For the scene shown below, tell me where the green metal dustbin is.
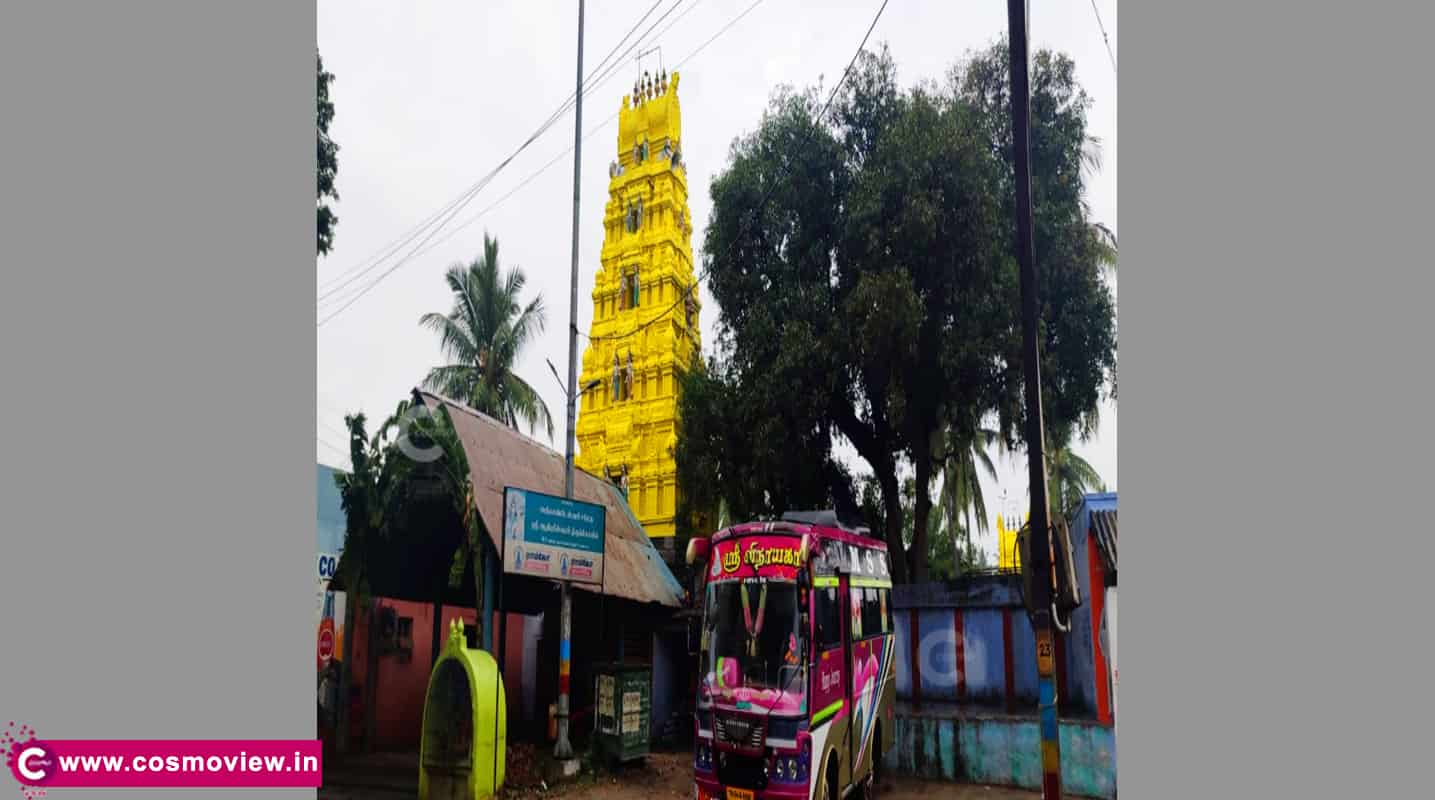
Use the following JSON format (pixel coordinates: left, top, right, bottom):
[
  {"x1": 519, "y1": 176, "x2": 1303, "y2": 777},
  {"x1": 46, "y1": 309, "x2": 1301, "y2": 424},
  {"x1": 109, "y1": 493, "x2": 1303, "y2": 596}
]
[{"x1": 593, "y1": 663, "x2": 650, "y2": 764}]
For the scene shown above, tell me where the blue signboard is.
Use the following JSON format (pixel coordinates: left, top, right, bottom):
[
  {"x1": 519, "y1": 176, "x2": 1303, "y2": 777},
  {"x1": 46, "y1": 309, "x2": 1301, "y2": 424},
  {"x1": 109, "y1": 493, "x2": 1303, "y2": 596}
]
[{"x1": 502, "y1": 486, "x2": 606, "y2": 585}]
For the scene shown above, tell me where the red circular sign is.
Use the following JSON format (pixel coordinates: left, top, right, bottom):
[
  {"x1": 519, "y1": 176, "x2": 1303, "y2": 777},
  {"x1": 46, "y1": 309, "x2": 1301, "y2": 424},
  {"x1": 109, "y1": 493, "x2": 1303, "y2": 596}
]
[{"x1": 317, "y1": 620, "x2": 335, "y2": 666}]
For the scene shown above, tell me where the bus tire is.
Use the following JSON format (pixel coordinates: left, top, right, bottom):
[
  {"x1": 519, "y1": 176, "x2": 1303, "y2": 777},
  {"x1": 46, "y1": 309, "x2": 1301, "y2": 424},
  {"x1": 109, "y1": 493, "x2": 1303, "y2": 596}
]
[{"x1": 826, "y1": 754, "x2": 840, "y2": 800}]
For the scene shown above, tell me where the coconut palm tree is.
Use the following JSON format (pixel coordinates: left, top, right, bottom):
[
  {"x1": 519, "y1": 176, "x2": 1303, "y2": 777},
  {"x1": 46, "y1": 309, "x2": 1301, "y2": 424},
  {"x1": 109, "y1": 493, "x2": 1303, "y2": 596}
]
[
  {"x1": 420, "y1": 233, "x2": 554, "y2": 440},
  {"x1": 1047, "y1": 427, "x2": 1106, "y2": 520},
  {"x1": 937, "y1": 423, "x2": 1002, "y2": 571}
]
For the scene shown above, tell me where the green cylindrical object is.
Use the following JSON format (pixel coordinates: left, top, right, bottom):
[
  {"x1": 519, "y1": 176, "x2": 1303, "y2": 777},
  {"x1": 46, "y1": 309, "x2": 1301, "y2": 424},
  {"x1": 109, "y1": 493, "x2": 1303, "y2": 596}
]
[{"x1": 419, "y1": 620, "x2": 506, "y2": 799}]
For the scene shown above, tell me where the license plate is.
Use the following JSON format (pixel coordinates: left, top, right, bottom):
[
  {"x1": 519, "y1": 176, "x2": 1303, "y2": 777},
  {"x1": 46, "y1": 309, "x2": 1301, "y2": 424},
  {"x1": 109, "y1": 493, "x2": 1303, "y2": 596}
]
[{"x1": 726, "y1": 788, "x2": 754, "y2": 800}]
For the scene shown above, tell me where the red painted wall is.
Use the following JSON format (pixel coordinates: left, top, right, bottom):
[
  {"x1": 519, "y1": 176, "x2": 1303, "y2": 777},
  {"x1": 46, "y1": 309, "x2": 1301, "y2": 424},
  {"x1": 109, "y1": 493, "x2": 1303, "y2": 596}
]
[
  {"x1": 348, "y1": 598, "x2": 479, "y2": 751},
  {"x1": 1087, "y1": 536, "x2": 1111, "y2": 724},
  {"x1": 346, "y1": 599, "x2": 535, "y2": 751}
]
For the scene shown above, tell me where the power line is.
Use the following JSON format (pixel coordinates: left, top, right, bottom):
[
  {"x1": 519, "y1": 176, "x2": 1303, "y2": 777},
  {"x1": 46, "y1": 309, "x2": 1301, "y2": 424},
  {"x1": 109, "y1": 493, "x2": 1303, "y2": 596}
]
[
  {"x1": 318, "y1": 0, "x2": 709, "y2": 326},
  {"x1": 318, "y1": 417, "x2": 351, "y2": 443},
  {"x1": 317, "y1": 0, "x2": 670, "y2": 301},
  {"x1": 318, "y1": 1, "x2": 671, "y2": 311},
  {"x1": 315, "y1": 0, "x2": 677, "y2": 314},
  {"x1": 317, "y1": 436, "x2": 351, "y2": 462},
  {"x1": 585, "y1": 0, "x2": 891, "y2": 344},
  {"x1": 673, "y1": 0, "x2": 764, "y2": 69},
  {"x1": 394, "y1": 0, "x2": 761, "y2": 289},
  {"x1": 404, "y1": 111, "x2": 619, "y2": 266},
  {"x1": 1089, "y1": 0, "x2": 1117, "y2": 74}
]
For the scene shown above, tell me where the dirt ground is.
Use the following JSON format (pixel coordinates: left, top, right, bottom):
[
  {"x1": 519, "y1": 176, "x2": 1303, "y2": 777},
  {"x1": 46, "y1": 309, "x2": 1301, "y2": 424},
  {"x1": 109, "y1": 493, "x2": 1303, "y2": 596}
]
[{"x1": 320, "y1": 749, "x2": 1041, "y2": 800}]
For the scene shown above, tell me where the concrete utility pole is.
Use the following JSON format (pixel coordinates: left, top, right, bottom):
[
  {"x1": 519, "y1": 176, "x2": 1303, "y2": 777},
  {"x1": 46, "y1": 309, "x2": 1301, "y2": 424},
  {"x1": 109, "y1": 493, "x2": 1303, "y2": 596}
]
[
  {"x1": 1006, "y1": 0, "x2": 1062, "y2": 796},
  {"x1": 555, "y1": 0, "x2": 586, "y2": 764}
]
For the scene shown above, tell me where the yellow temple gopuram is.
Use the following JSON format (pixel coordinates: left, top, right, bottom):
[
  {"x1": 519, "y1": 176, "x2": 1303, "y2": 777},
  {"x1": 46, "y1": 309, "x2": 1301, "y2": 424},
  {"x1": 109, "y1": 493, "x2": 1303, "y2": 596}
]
[
  {"x1": 575, "y1": 69, "x2": 701, "y2": 557},
  {"x1": 998, "y1": 512, "x2": 1028, "y2": 571}
]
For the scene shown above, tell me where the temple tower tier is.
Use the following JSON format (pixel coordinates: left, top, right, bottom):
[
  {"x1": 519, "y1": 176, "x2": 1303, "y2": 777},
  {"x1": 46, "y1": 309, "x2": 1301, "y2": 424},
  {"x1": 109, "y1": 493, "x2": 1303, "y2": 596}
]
[{"x1": 575, "y1": 70, "x2": 701, "y2": 561}]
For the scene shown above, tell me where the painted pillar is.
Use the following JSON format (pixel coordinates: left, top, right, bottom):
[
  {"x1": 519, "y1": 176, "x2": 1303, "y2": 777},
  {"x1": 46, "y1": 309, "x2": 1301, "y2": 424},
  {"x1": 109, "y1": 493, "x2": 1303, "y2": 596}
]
[
  {"x1": 1036, "y1": 626, "x2": 1061, "y2": 798},
  {"x1": 953, "y1": 609, "x2": 966, "y2": 701}
]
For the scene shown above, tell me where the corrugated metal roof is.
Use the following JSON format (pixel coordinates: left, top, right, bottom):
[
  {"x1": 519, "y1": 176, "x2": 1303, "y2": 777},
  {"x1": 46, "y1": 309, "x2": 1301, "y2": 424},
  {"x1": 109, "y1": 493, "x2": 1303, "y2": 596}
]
[
  {"x1": 1091, "y1": 508, "x2": 1117, "y2": 581},
  {"x1": 416, "y1": 390, "x2": 684, "y2": 608}
]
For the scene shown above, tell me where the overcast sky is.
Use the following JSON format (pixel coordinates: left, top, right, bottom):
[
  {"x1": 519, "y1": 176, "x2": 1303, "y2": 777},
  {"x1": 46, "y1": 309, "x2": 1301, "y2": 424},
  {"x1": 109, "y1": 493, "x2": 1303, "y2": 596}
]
[{"x1": 316, "y1": 0, "x2": 1117, "y2": 559}]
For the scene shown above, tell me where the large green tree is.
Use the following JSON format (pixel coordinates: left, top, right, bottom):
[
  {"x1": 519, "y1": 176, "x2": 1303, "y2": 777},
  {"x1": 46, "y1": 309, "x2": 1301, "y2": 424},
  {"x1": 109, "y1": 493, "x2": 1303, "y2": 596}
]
[
  {"x1": 674, "y1": 352, "x2": 859, "y2": 541},
  {"x1": 679, "y1": 43, "x2": 1115, "y2": 583},
  {"x1": 956, "y1": 42, "x2": 1119, "y2": 442},
  {"x1": 318, "y1": 51, "x2": 339, "y2": 257},
  {"x1": 420, "y1": 233, "x2": 554, "y2": 440}
]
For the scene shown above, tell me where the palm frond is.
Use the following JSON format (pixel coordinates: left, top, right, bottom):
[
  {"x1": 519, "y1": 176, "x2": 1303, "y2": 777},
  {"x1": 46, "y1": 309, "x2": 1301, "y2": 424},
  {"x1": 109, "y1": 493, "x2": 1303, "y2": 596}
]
[
  {"x1": 422, "y1": 364, "x2": 480, "y2": 404},
  {"x1": 421, "y1": 232, "x2": 551, "y2": 439},
  {"x1": 419, "y1": 312, "x2": 479, "y2": 365},
  {"x1": 503, "y1": 372, "x2": 555, "y2": 441}
]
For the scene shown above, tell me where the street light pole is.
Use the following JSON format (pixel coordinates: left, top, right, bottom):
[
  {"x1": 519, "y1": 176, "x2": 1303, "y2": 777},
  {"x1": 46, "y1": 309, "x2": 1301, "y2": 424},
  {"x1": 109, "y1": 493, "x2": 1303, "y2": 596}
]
[
  {"x1": 1007, "y1": 0, "x2": 1062, "y2": 797},
  {"x1": 555, "y1": 0, "x2": 586, "y2": 764}
]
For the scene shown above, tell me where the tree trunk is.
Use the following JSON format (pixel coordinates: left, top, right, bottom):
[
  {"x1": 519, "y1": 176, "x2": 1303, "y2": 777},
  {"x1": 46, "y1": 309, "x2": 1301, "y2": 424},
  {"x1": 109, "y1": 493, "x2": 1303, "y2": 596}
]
[
  {"x1": 876, "y1": 467, "x2": 907, "y2": 585},
  {"x1": 964, "y1": 504, "x2": 974, "y2": 573},
  {"x1": 911, "y1": 446, "x2": 933, "y2": 584},
  {"x1": 830, "y1": 401, "x2": 906, "y2": 582}
]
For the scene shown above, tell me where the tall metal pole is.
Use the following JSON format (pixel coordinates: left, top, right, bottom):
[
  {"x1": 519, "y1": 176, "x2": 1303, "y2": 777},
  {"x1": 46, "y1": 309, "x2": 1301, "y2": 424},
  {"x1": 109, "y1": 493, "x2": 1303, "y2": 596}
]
[
  {"x1": 1007, "y1": 1, "x2": 1061, "y2": 797},
  {"x1": 555, "y1": 0, "x2": 585, "y2": 763}
]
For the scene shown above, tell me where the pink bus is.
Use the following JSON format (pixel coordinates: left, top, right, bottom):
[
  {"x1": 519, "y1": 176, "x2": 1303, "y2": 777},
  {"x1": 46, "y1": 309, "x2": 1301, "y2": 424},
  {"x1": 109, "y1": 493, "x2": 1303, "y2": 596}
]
[{"x1": 685, "y1": 511, "x2": 896, "y2": 800}]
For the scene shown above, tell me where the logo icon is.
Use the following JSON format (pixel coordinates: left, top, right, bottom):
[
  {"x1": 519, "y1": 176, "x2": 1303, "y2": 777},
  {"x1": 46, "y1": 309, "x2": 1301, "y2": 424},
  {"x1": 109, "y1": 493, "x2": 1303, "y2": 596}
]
[
  {"x1": 4, "y1": 723, "x2": 53, "y2": 798},
  {"x1": 14, "y1": 745, "x2": 53, "y2": 784},
  {"x1": 393, "y1": 403, "x2": 445, "y2": 464},
  {"x1": 513, "y1": 547, "x2": 523, "y2": 571},
  {"x1": 560, "y1": 554, "x2": 569, "y2": 577}
]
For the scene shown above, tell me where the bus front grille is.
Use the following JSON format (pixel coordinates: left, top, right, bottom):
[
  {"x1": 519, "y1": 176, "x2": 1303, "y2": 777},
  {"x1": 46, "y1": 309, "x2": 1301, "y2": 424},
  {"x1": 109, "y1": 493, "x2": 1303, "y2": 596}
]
[{"x1": 715, "y1": 712, "x2": 765, "y2": 752}]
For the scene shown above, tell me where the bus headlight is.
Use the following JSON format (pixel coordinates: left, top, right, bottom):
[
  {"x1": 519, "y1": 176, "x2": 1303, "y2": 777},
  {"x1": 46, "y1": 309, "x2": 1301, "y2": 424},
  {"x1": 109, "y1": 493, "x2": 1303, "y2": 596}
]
[
  {"x1": 770, "y1": 754, "x2": 805, "y2": 783},
  {"x1": 695, "y1": 744, "x2": 713, "y2": 771}
]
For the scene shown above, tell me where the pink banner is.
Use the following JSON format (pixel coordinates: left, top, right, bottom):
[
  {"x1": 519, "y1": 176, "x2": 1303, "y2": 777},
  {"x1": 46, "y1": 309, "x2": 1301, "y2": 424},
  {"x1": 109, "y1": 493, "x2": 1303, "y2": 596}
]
[
  {"x1": 6, "y1": 739, "x2": 322, "y2": 789},
  {"x1": 707, "y1": 534, "x2": 803, "y2": 582}
]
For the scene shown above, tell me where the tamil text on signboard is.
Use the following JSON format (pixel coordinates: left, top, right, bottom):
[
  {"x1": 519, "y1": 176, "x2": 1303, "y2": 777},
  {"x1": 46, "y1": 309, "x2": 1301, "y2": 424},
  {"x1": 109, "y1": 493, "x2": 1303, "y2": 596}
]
[{"x1": 502, "y1": 486, "x2": 606, "y2": 585}]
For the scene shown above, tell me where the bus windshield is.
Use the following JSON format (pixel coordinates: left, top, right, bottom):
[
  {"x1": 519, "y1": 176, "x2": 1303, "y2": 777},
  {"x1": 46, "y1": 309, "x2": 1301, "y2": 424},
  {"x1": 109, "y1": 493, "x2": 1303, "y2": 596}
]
[{"x1": 704, "y1": 580, "x2": 804, "y2": 701}]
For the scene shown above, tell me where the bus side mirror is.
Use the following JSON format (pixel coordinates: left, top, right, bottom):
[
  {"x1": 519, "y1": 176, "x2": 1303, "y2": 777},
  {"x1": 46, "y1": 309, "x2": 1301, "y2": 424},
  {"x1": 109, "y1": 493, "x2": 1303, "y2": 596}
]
[{"x1": 686, "y1": 536, "x2": 710, "y2": 566}]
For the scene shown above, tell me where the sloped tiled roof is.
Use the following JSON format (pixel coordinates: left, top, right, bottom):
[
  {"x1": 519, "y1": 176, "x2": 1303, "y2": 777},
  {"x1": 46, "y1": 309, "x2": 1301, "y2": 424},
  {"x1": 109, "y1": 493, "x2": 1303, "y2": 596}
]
[{"x1": 417, "y1": 390, "x2": 683, "y2": 608}]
